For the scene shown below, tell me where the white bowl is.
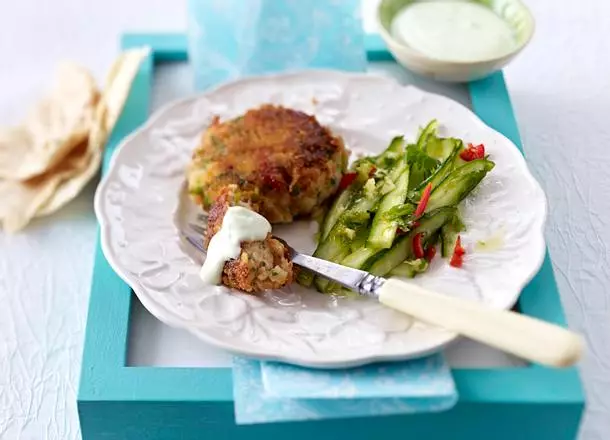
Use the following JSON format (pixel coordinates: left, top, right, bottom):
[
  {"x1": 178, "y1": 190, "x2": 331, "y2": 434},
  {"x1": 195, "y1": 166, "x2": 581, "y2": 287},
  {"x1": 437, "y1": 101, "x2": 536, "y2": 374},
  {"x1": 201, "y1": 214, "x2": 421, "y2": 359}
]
[{"x1": 377, "y1": 0, "x2": 535, "y2": 83}]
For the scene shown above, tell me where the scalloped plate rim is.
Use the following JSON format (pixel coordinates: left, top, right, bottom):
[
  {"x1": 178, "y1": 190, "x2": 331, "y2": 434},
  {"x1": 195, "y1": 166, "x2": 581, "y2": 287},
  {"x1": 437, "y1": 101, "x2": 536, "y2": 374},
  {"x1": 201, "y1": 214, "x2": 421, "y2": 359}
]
[{"x1": 94, "y1": 69, "x2": 547, "y2": 368}]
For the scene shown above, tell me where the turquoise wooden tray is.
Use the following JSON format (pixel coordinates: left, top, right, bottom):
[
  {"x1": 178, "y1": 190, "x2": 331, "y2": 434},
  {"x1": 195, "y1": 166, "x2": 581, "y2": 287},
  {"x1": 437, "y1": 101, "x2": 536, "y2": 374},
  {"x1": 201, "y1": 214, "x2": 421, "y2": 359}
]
[{"x1": 77, "y1": 33, "x2": 585, "y2": 440}]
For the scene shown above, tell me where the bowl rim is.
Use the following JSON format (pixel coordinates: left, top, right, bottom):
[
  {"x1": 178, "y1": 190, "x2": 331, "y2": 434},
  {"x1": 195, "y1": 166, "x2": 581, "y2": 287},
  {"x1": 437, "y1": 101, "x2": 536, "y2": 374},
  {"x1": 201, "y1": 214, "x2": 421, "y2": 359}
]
[{"x1": 376, "y1": 0, "x2": 536, "y2": 66}]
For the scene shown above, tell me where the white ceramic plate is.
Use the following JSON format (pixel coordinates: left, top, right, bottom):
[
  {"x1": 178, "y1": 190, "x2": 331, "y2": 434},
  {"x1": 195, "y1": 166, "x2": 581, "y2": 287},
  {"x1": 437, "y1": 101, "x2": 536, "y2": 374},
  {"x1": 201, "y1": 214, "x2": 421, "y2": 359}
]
[{"x1": 95, "y1": 71, "x2": 546, "y2": 368}]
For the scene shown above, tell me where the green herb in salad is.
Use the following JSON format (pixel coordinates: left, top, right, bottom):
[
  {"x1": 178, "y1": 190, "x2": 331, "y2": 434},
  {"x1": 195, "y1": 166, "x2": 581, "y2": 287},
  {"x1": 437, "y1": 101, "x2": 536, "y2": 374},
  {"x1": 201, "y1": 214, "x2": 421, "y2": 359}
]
[{"x1": 299, "y1": 120, "x2": 495, "y2": 293}]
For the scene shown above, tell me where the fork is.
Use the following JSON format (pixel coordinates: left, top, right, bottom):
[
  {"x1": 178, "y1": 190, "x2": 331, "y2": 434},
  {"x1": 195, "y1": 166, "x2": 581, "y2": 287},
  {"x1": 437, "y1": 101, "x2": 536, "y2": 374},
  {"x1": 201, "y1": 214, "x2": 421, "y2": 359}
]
[{"x1": 184, "y1": 218, "x2": 583, "y2": 367}]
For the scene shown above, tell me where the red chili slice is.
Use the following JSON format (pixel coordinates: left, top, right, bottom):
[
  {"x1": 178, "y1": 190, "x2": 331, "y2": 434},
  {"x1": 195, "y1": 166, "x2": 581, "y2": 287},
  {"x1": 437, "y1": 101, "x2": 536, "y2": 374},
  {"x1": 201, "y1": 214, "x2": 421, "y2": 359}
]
[
  {"x1": 425, "y1": 245, "x2": 436, "y2": 262},
  {"x1": 413, "y1": 233, "x2": 425, "y2": 259},
  {"x1": 338, "y1": 172, "x2": 358, "y2": 190},
  {"x1": 459, "y1": 143, "x2": 485, "y2": 162},
  {"x1": 414, "y1": 183, "x2": 433, "y2": 218},
  {"x1": 368, "y1": 166, "x2": 377, "y2": 178},
  {"x1": 450, "y1": 235, "x2": 466, "y2": 268}
]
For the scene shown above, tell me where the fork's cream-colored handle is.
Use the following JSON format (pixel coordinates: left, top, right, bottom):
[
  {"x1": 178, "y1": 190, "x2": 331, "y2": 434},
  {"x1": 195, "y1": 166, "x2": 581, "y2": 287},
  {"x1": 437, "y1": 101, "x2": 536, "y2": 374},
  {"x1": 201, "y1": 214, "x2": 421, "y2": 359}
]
[{"x1": 378, "y1": 278, "x2": 583, "y2": 367}]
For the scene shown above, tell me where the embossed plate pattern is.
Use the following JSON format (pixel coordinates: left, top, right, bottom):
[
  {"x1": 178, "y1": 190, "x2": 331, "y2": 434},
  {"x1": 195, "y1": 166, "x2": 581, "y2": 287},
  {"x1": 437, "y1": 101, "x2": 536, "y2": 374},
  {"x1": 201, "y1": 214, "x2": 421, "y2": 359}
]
[{"x1": 95, "y1": 71, "x2": 547, "y2": 368}]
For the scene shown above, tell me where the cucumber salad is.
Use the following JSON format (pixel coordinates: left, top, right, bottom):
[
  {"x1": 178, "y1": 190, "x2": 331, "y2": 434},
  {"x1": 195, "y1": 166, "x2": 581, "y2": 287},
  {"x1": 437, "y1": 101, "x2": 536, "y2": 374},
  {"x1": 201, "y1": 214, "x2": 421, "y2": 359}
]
[{"x1": 299, "y1": 120, "x2": 495, "y2": 293}]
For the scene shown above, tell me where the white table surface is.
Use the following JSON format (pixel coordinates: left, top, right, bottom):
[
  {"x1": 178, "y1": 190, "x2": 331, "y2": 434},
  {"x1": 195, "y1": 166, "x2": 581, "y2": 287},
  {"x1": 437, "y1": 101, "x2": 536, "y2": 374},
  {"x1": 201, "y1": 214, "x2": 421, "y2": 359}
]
[{"x1": 0, "y1": 0, "x2": 608, "y2": 439}]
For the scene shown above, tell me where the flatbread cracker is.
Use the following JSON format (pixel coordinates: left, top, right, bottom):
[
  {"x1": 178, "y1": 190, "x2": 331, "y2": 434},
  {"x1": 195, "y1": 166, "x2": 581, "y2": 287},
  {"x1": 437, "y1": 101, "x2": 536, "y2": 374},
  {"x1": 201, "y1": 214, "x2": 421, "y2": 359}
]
[
  {"x1": 95, "y1": 47, "x2": 151, "y2": 136},
  {"x1": 36, "y1": 48, "x2": 150, "y2": 217},
  {"x1": 0, "y1": 142, "x2": 89, "y2": 232},
  {"x1": 0, "y1": 48, "x2": 150, "y2": 231},
  {"x1": 0, "y1": 64, "x2": 98, "y2": 180}
]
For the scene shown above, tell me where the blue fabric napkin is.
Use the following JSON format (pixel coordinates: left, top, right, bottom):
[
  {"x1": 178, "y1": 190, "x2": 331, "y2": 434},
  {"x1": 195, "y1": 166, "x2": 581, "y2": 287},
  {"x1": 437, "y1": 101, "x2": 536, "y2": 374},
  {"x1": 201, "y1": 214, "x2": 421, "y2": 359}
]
[
  {"x1": 186, "y1": 0, "x2": 367, "y2": 89},
  {"x1": 233, "y1": 357, "x2": 457, "y2": 425},
  {"x1": 186, "y1": 0, "x2": 458, "y2": 425}
]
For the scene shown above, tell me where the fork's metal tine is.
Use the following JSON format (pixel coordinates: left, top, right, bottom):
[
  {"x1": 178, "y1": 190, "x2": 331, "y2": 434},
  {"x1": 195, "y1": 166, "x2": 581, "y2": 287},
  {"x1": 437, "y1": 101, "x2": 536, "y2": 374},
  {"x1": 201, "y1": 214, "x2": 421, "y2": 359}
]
[
  {"x1": 271, "y1": 236, "x2": 296, "y2": 258},
  {"x1": 184, "y1": 233, "x2": 206, "y2": 253},
  {"x1": 188, "y1": 222, "x2": 207, "y2": 235},
  {"x1": 197, "y1": 213, "x2": 208, "y2": 222}
]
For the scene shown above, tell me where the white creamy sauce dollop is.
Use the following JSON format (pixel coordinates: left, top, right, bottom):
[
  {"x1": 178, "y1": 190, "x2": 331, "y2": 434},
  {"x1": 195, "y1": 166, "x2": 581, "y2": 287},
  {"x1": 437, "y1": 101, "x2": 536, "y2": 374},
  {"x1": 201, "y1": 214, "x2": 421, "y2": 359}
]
[
  {"x1": 199, "y1": 206, "x2": 271, "y2": 285},
  {"x1": 391, "y1": 2, "x2": 517, "y2": 62}
]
